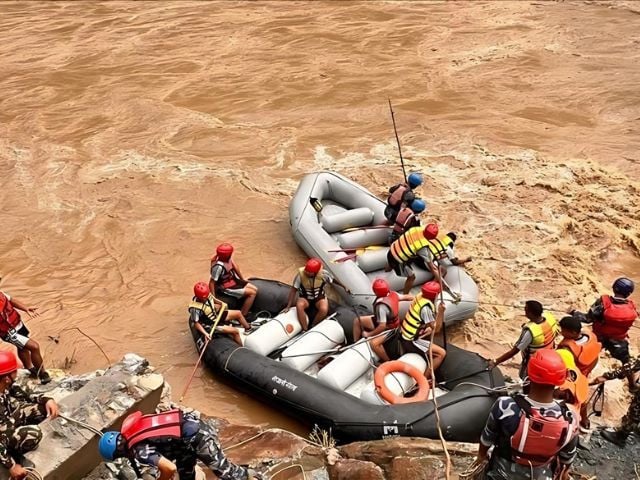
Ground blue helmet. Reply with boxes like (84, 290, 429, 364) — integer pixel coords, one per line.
(407, 172, 423, 189)
(410, 198, 426, 213)
(99, 431, 121, 460)
(612, 277, 634, 298)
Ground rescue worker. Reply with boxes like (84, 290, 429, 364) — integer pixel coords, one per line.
(209, 243, 258, 317)
(489, 300, 560, 379)
(0, 290, 50, 384)
(372, 281, 447, 376)
(384, 172, 423, 222)
(419, 231, 472, 300)
(0, 351, 59, 479)
(352, 278, 413, 342)
(570, 277, 637, 389)
(557, 315, 601, 377)
(386, 223, 440, 294)
(98, 408, 262, 480)
(472, 350, 578, 480)
(388, 198, 426, 244)
(189, 282, 250, 347)
(555, 349, 590, 430)
(591, 355, 640, 447)
(286, 258, 350, 331)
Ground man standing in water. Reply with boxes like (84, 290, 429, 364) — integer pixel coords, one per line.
(0, 290, 50, 384)
(0, 351, 59, 479)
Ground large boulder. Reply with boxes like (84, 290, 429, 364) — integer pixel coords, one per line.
(0, 355, 164, 480)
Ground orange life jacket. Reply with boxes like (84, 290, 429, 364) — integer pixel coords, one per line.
(374, 291, 400, 329)
(558, 332, 601, 376)
(509, 396, 576, 467)
(593, 295, 637, 341)
(387, 183, 409, 209)
(211, 256, 241, 290)
(0, 293, 21, 336)
(121, 410, 182, 449)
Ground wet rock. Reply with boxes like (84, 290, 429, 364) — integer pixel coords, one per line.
(339, 436, 476, 476)
(388, 455, 446, 480)
(328, 458, 385, 480)
(223, 428, 309, 467)
(0, 355, 164, 480)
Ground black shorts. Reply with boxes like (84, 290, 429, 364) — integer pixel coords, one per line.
(382, 330, 429, 361)
(600, 337, 630, 364)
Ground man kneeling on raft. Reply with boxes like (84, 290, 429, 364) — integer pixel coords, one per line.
(189, 282, 250, 346)
(372, 281, 446, 377)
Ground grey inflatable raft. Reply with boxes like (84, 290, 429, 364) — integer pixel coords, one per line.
(289, 171, 479, 324)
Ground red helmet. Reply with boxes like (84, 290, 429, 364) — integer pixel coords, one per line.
(423, 223, 439, 240)
(0, 351, 18, 376)
(193, 282, 210, 300)
(372, 279, 390, 297)
(421, 281, 441, 300)
(304, 258, 323, 275)
(527, 350, 567, 386)
(216, 243, 234, 260)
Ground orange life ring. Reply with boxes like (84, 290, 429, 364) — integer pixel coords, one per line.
(374, 360, 430, 404)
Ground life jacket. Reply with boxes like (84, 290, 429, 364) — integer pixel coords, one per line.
(392, 207, 417, 235)
(374, 292, 400, 329)
(592, 295, 637, 341)
(401, 294, 435, 341)
(558, 332, 601, 376)
(390, 226, 430, 263)
(121, 410, 182, 449)
(188, 294, 219, 325)
(427, 235, 455, 261)
(387, 183, 409, 209)
(297, 267, 327, 300)
(508, 396, 575, 467)
(524, 312, 560, 352)
(0, 293, 21, 336)
(211, 256, 241, 290)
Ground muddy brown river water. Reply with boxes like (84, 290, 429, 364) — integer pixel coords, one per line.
(1, 1, 639, 433)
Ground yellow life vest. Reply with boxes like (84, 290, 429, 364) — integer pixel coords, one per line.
(427, 235, 454, 261)
(188, 294, 218, 324)
(401, 294, 435, 341)
(525, 312, 560, 351)
(390, 226, 430, 263)
(298, 267, 327, 300)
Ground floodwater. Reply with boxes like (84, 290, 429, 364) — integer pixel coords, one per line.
(1, 1, 639, 432)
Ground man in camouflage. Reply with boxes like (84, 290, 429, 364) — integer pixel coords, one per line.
(592, 356, 640, 446)
(0, 351, 58, 479)
(99, 408, 263, 480)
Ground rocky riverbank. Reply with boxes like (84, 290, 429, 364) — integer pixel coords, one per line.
(12, 354, 639, 480)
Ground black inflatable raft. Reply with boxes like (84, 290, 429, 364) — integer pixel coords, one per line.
(190, 278, 504, 443)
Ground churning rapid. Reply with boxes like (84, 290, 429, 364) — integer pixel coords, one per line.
(0, 1, 639, 430)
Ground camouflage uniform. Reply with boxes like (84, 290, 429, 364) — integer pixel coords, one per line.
(130, 412, 254, 480)
(603, 356, 640, 435)
(0, 384, 49, 470)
